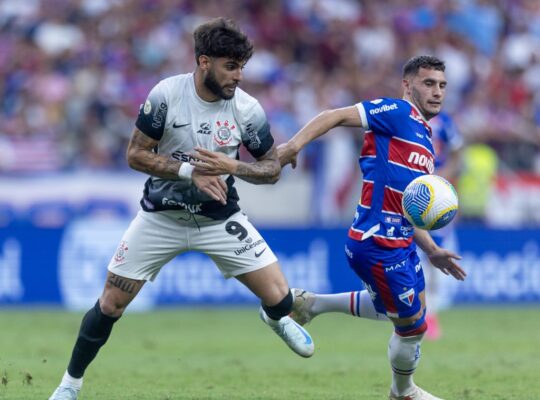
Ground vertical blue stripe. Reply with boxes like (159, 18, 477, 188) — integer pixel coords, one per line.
(355, 291, 360, 316)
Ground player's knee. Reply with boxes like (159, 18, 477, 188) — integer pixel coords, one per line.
(393, 309, 427, 337)
(261, 289, 293, 320)
(99, 296, 128, 318)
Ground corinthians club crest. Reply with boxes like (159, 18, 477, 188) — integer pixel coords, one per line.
(214, 120, 235, 146)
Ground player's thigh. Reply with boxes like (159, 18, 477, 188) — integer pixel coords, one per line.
(347, 245, 425, 319)
(192, 211, 281, 284)
(108, 210, 188, 282)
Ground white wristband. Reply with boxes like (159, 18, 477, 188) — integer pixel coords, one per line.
(178, 163, 195, 179)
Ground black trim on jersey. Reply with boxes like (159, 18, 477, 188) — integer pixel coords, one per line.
(140, 175, 241, 220)
(135, 101, 168, 141)
(242, 121, 274, 159)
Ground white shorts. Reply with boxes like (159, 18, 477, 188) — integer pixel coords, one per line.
(108, 210, 278, 281)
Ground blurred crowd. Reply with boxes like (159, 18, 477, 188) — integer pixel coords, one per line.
(1, 0, 539, 178)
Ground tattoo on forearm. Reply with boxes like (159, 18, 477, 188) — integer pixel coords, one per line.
(140, 152, 180, 178)
(129, 132, 180, 178)
(107, 274, 135, 294)
(235, 159, 280, 184)
(234, 146, 280, 184)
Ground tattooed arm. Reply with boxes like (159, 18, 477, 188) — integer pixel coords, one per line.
(191, 145, 281, 185)
(235, 145, 281, 184)
(126, 128, 181, 179)
(126, 128, 227, 204)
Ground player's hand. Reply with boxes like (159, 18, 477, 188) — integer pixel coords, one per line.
(426, 247, 466, 281)
(191, 170, 228, 205)
(277, 143, 298, 168)
(190, 147, 237, 175)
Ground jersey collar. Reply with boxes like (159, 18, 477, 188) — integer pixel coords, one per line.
(405, 100, 432, 137)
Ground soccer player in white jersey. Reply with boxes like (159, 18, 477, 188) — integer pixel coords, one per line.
(279, 56, 466, 400)
(49, 17, 313, 400)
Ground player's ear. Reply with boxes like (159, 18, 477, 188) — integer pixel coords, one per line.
(198, 55, 211, 71)
(402, 78, 411, 95)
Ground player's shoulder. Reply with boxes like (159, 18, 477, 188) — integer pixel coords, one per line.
(156, 73, 191, 97)
(232, 87, 260, 110)
(231, 87, 264, 120)
(361, 97, 410, 116)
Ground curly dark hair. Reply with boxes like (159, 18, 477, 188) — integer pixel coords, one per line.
(193, 17, 254, 65)
(402, 55, 445, 77)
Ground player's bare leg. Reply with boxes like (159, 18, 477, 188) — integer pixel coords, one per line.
(236, 262, 314, 357)
(49, 272, 145, 400)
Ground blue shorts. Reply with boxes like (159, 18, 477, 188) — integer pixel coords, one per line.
(345, 237, 425, 319)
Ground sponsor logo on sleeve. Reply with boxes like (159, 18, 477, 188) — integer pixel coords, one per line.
(369, 103, 398, 115)
(151, 102, 168, 129)
(245, 122, 261, 150)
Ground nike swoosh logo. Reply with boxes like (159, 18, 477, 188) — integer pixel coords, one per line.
(292, 320, 313, 345)
(173, 122, 190, 128)
(254, 247, 267, 258)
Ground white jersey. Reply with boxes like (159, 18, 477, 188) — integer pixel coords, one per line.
(135, 73, 274, 220)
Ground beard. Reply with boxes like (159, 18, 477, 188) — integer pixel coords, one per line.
(411, 89, 438, 120)
(204, 69, 234, 100)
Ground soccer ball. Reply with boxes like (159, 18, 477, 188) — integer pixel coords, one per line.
(402, 174, 458, 230)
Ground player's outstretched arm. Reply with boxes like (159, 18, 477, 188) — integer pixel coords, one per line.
(279, 105, 363, 168)
(414, 229, 466, 281)
(191, 145, 281, 185)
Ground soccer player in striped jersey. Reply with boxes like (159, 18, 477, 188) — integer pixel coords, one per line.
(279, 55, 467, 400)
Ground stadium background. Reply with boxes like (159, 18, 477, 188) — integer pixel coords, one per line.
(0, 1, 539, 399)
(0, 0, 539, 305)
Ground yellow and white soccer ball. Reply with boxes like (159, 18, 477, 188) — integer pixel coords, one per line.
(402, 174, 458, 230)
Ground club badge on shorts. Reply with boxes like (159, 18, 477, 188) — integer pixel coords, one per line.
(398, 288, 415, 307)
(113, 240, 129, 263)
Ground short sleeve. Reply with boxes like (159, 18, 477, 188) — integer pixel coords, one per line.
(135, 82, 168, 140)
(357, 98, 406, 137)
(241, 102, 274, 158)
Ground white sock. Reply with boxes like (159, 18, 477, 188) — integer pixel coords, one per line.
(388, 333, 423, 396)
(60, 370, 83, 390)
(310, 292, 350, 315)
(311, 290, 389, 321)
(357, 290, 389, 321)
